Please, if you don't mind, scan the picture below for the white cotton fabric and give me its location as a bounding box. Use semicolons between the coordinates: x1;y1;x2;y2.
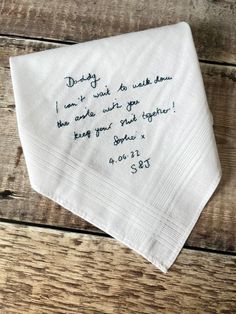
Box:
10;22;221;272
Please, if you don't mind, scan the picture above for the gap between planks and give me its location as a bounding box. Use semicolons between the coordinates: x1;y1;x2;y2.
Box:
0;33;235;68
0;218;235;258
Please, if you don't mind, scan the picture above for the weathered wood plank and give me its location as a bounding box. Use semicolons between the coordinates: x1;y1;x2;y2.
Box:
0;36;236;252
0;222;235;313
0;0;235;64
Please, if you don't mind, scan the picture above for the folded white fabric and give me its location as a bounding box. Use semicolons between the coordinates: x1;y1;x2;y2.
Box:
10;21;221;272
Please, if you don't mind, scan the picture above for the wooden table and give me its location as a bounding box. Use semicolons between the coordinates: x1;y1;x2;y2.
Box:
0;1;235;313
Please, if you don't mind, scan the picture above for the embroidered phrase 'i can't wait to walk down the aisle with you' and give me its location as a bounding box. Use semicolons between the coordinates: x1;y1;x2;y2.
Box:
55;71;175;175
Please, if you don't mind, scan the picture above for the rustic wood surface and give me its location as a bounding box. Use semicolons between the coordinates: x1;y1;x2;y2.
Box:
0;222;235;314
0;0;235;64
0;0;235;312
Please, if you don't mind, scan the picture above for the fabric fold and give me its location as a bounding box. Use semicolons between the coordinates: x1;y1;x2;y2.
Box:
10;21;221;272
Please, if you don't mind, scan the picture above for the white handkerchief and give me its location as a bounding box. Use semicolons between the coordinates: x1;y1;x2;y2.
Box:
10;22;221;272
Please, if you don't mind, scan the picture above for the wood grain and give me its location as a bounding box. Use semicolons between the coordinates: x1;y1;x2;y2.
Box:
0;36;236;252
0;0;235;64
0;222;235;314
0;2;235;312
